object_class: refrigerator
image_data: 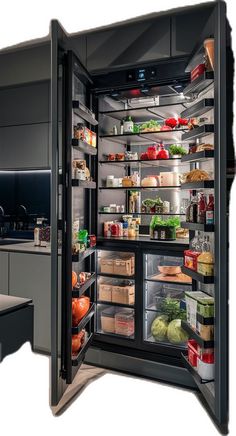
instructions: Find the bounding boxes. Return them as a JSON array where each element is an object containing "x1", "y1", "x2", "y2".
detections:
[{"x1": 50, "y1": 2, "x2": 233, "y2": 433}]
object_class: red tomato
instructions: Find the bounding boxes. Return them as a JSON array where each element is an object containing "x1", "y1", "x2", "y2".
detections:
[
  {"x1": 165, "y1": 118, "x2": 177, "y2": 128},
  {"x1": 72, "y1": 296, "x2": 90, "y2": 326},
  {"x1": 140, "y1": 152, "x2": 148, "y2": 160},
  {"x1": 72, "y1": 271, "x2": 78, "y2": 288}
]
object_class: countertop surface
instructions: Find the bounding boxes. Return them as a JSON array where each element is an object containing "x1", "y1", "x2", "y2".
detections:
[
  {"x1": 0, "y1": 294, "x2": 32, "y2": 315},
  {"x1": 0, "y1": 240, "x2": 51, "y2": 255}
]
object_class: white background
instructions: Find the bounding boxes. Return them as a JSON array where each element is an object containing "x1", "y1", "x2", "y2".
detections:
[{"x1": 0, "y1": 1, "x2": 235, "y2": 435}]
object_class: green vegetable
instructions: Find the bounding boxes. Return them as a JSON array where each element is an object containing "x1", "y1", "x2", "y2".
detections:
[
  {"x1": 167, "y1": 319, "x2": 189, "y2": 344},
  {"x1": 159, "y1": 298, "x2": 186, "y2": 321},
  {"x1": 151, "y1": 315, "x2": 169, "y2": 341},
  {"x1": 169, "y1": 144, "x2": 187, "y2": 156},
  {"x1": 149, "y1": 216, "x2": 181, "y2": 228},
  {"x1": 142, "y1": 198, "x2": 156, "y2": 208}
]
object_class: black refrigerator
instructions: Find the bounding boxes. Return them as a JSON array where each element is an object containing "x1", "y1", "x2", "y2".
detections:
[{"x1": 50, "y1": 2, "x2": 233, "y2": 433}]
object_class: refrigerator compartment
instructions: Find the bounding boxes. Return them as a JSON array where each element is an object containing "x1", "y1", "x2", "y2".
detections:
[
  {"x1": 181, "y1": 180, "x2": 214, "y2": 190},
  {"x1": 72, "y1": 332, "x2": 93, "y2": 366},
  {"x1": 145, "y1": 253, "x2": 187, "y2": 282},
  {"x1": 180, "y1": 222, "x2": 214, "y2": 232},
  {"x1": 181, "y1": 353, "x2": 214, "y2": 384},
  {"x1": 145, "y1": 281, "x2": 189, "y2": 313},
  {"x1": 72, "y1": 247, "x2": 96, "y2": 263},
  {"x1": 183, "y1": 71, "x2": 214, "y2": 97},
  {"x1": 72, "y1": 100, "x2": 98, "y2": 125},
  {"x1": 72, "y1": 303, "x2": 95, "y2": 334},
  {"x1": 182, "y1": 124, "x2": 214, "y2": 142},
  {"x1": 72, "y1": 272, "x2": 96, "y2": 298},
  {"x1": 72, "y1": 138, "x2": 97, "y2": 155},
  {"x1": 97, "y1": 304, "x2": 135, "y2": 338},
  {"x1": 144, "y1": 310, "x2": 188, "y2": 347},
  {"x1": 99, "y1": 130, "x2": 186, "y2": 145},
  {"x1": 181, "y1": 150, "x2": 214, "y2": 163},
  {"x1": 98, "y1": 276, "x2": 135, "y2": 305},
  {"x1": 182, "y1": 266, "x2": 214, "y2": 284},
  {"x1": 98, "y1": 250, "x2": 135, "y2": 276},
  {"x1": 180, "y1": 98, "x2": 214, "y2": 119},
  {"x1": 181, "y1": 320, "x2": 214, "y2": 348}
]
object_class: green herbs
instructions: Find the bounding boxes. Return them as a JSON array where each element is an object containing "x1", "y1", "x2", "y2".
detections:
[
  {"x1": 139, "y1": 119, "x2": 162, "y2": 131},
  {"x1": 169, "y1": 144, "x2": 187, "y2": 156},
  {"x1": 159, "y1": 297, "x2": 186, "y2": 321},
  {"x1": 142, "y1": 197, "x2": 163, "y2": 208},
  {"x1": 149, "y1": 216, "x2": 181, "y2": 228}
]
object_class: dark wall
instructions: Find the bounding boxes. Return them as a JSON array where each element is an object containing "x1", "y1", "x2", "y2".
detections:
[{"x1": 0, "y1": 171, "x2": 50, "y2": 222}]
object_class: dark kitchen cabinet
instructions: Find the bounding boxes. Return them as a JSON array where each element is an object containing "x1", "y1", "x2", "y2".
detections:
[
  {"x1": 8, "y1": 252, "x2": 51, "y2": 352},
  {"x1": 171, "y1": 5, "x2": 214, "y2": 57},
  {"x1": 0, "y1": 252, "x2": 9, "y2": 295},
  {"x1": 0, "y1": 123, "x2": 49, "y2": 169}
]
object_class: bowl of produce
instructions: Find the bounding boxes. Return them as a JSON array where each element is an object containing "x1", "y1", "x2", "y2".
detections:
[
  {"x1": 158, "y1": 266, "x2": 182, "y2": 275},
  {"x1": 169, "y1": 144, "x2": 188, "y2": 158}
]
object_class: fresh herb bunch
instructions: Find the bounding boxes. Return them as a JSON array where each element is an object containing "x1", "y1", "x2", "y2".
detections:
[
  {"x1": 159, "y1": 297, "x2": 186, "y2": 321},
  {"x1": 169, "y1": 144, "x2": 187, "y2": 156},
  {"x1": 150, "y1": 216, "x2": 181, "y2": 228}
]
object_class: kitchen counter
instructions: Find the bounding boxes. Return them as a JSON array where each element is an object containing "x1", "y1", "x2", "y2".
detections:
[{"x1": 0, "y1": 240, "x2": 51, "y2": 255}]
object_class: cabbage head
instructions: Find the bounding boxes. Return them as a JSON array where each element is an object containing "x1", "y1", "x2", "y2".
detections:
[
  {"x1": 151, "y1": 315, "x2": 169, "y2": 341},
  {"x1": 167, "y1": 319, "x2": 188, "y2": 344}
]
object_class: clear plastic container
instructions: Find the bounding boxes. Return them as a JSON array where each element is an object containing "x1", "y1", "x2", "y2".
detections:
[{"x1": 115, "y1": 309, "x2": 134, "y2": 336}]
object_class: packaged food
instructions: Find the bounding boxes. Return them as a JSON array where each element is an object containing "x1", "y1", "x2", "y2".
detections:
[
  {"x1": 196, "y1": 321, "x2": 214, "y2": 341},
  {"x1": 159, "y1": 172, "x2": 173, "y2": 186},
  {"x1": 185, "y1": 291, "x2": 214, "y2": 328},
  {"x1": 191, "y1": 63, "x2": 205, "y2": 82},
  {"x1": 98, "y1": 283, "x2": 112, "y2": 301},
  {"x1": 110, "y1": 223, "x2": 121, "y2": 237},
  {"x1": 115, "y1": 309, "x2": 134, "y2": 336},
  {"x1": 197, "y1": 252, "x2": 214, "y2": 276},
  {"x1": 103, "y1": 221, "x2": 113, "y2": 237},
  {"x1": 188, "y1": 339, "x2": 199, "y2": 367},
  {"x1": 122, "y1": 177, "x2": 134, "y2": 187},
  {"x1": 108, "y1": 154, "x2": 116, "y2": 161},
  {"x1": 141, "y1": 176, "x2": 157, "y2": 187},
  {"x1": 100, "y1": 258, "x2": 114, "y2": 274},
  {"x1": 72, "y1": 219, "x2": 80, "y2": 243},
  {"x1": 204, "y1": 38, "x2": 214, "y2": 71},
  {"x1": 184, "y1": 249, "x2": 201, "y2": 271},
  {"x1": 106, "y1": 175, "x2": 114, "y2": 187},
  {"x1": 182, "y1": 169, "x2": 211, "y2": 183},
  {"x1": 112, "y1": 284, "x2": 135, "y2": 305},
  {"x1": 197, "y1": 353, "x2": 214, "y2": 380},
  {"x1": 116, "y1": 153, "x2": 125, "y2": 161},
  {"x1": 101, "y1": 307, "x2": 116, "y2": 333},
  {"x1": 113, "y1": 257, "x2": 134, "y2": 276}
]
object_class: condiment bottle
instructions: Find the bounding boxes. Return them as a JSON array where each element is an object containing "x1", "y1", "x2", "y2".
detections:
[
  {"x1": 123, "y1": 116, "x2": 134, "y2": 133},
  {"x1": 189, "y1": 196, "x2": 198, "y2": 223},
  {"x1": 197, "y1": 193, "x2": 207, "y2": 224},
  {"x1": 206, "y1": 194, "x2": 214, "y2": 224}
]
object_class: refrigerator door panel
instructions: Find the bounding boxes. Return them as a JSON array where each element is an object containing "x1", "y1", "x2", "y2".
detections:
[
  {"x1": 50, "y1": 20, "x2": 97, "y2": 407},
  {"x1": 178, "y1": 3, "x2": 229, "y2": 433}
]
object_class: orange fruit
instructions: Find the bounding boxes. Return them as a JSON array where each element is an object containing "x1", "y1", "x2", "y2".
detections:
[{"x1": 72, "y1": 271, "x2": 78, "y2": 287}]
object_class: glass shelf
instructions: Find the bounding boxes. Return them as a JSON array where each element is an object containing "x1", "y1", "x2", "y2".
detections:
[
  {"x1": 181, "y1": 98, "x2": 214, "y2": 119},
  {"x1": 99, "y1": 129, "x2": 187, "y2": 145},
  {"x1": 183, "y1": 72, "x2": 214, "y2": 97}
]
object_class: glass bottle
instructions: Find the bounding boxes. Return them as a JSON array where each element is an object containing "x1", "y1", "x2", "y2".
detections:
[
  {"x1": 197, "y1": 192, "x2": 207, "y2": 224},
  {"x1": 189, "y1": 196, "x2": 198, "y2": 223},
  {"x1": 206, "y1": 194, "x2": 214, "y2": 224}
]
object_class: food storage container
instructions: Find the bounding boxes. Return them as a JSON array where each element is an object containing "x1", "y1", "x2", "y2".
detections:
[
  {"x1": 196, "y1": 321, "x2": 214, "y2": 341},
  {"x1": 152, "y1": 225, "x2": 176, "y2": 241},
  {"x1": 188, "y1": 339, "x2": 199, "y2": 367},
  {"x1": 159, "y1": 172, "x2": 173, "y2": 186},
  {"x1": 100, "y1": 258, "x2": 114, "y2": 274},
  {"x1": 115, "y1": 309, "x2": 134, "y2": 336},
  {"x1": 185, "y1": 291, "x2": 214, "y2": 329},
  {"x1": 106, "y1": 175, "x2": 114, "y2": 187},
  {"x1": 113, "y1": 257, "x2": 134, "y2": 276},
  {"x1": 101, "y1": 307, "x2": 116, "y2": 333},
  {"x1": 184, "y1": 249, "x2": 201, "y2": 271},
  {"x1": 197, "y1": 353, "x2": 214, "y2": 380},
  {"x1": 98, "y1": 283, "x2": 113, "y2": 301},
  {"x1": 197, "y1": 252, "x2": 214, "y2": 276},
  {"x1": 112, "y1": 284, "x2": 135, "y2": 305}
]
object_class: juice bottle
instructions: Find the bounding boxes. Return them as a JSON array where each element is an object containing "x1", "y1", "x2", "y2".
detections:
[
  {"x1": 206, "y1": 194, "x2": 214, "y2": 224},
  {"x1": 197, "y1": 193, "x2": 207, "y2": 224}
]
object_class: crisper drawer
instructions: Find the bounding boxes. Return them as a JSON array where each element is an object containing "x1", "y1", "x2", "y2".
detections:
[
  {"x1": 97, "y1": 304, "x2": 135, "y2": 339},
  {"x1": 97, "y1": 276, "x2": 135, "y2": 306},
  {"x1": 144, "y1": 253, "x2": 192, "y2": 285},
  {"x1": 144, "y1": 309, "x2": 188, "y2": 348},
  {"x1": 97, "y1": 250, "x2": 135, "y2": 277}
]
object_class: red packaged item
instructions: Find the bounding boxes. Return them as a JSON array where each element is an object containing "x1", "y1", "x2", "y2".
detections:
[
  {"x1": 184, "y1": 249, "x2": 201, "y2": 271},
  {"x1": 188, "y1": 339, "x2": 199, "y2": 367},
  {"x1": 110, "y1": 223, "x2": 120, "y2": 237},
  {"x1": 157, "y1": 143, "x2": 169, "y2": 159},
  {"x1": 89, "y1": 234, "x2": 96, "y2": 247},
  {"x1": 140, "y1": 152, "x2": 148, "y2": 160},
  {"x1": 191, "y1": 63, "x2": 205, "y2": 82},
  {"x1": 178, "y1": 117, "x2": 189, "y2": 127},
  {"x1": 147, "y1": 145, "x2": 157, "y2": 160},
  {"x1": 165, "y1": 118, "x2": 177, "y2": 129}
]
